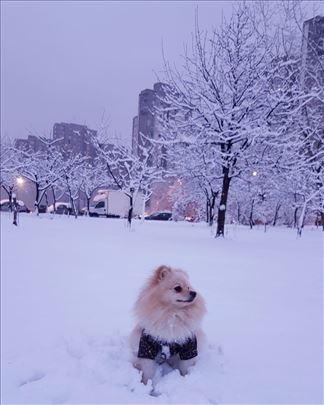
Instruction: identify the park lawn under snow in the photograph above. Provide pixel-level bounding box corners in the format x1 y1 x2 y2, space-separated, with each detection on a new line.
1 213 323 404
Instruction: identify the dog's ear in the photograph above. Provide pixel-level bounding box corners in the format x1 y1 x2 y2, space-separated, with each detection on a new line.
155 265 171 281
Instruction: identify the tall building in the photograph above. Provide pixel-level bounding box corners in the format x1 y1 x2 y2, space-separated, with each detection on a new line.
53 122 97 160
132 82 167 168
15 135 47 153
15 122 98 160
301 15 324 87
131 83 175 213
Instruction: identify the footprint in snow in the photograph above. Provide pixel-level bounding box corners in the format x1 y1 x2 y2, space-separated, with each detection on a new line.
18 370 46 387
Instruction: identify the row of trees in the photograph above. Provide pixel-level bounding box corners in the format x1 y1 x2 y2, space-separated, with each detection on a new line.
1 136 99 217
2 120 321 233
0 134 164 225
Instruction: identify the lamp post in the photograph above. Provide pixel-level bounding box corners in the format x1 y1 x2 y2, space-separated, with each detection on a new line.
13 176 24 226
15 176 24 201
16 176 25 202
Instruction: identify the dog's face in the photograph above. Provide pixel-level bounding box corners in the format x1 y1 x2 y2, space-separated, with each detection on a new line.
151 266 198 308
134 265 206 342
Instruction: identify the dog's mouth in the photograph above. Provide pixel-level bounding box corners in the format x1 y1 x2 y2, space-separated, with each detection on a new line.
176 291 197 303
176 297 195 303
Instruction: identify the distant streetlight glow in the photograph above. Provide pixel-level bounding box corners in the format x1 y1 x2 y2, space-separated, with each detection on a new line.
16 176 24 186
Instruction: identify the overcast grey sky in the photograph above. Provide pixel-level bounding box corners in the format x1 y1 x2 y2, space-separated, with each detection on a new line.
1 1 322 144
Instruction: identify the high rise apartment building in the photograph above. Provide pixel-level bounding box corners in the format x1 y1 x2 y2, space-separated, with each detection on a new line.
15 122 97 160
52 122 97 159
132 82 167 168
15 135 47 153
131 83 173 212
301 15 324 87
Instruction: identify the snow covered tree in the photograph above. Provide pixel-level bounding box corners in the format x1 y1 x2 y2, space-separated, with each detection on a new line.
93 135 164 226
164 138 221 225
79 157 106 214
13 136 64 214
0 137 23 210
60 153 88 219
159 5 287 237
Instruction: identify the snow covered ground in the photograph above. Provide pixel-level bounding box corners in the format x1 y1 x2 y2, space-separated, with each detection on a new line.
1 213 323 404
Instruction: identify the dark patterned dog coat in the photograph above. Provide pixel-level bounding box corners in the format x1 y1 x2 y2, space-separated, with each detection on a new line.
137 329 198 364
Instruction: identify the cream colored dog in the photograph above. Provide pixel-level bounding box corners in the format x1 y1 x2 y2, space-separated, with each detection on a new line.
130 265 206 385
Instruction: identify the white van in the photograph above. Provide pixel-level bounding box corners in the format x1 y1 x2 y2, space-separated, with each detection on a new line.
89 189 144 218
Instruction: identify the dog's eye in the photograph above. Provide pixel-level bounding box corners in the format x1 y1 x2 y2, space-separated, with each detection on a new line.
174 286 182 293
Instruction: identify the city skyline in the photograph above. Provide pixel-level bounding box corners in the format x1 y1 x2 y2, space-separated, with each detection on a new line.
2 1 322 144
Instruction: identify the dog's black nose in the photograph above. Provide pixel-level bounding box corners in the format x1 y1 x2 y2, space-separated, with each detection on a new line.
190 291 197 299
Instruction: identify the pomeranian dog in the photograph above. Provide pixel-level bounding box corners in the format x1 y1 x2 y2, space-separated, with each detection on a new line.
130 265 206 385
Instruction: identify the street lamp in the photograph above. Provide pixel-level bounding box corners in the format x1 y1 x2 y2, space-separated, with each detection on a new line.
16 176 24 186
15 176 24 200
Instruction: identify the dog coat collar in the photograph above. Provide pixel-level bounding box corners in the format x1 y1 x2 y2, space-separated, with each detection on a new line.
137 329 198 364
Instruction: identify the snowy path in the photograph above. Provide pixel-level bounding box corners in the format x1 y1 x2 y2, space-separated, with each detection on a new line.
1 214 322 404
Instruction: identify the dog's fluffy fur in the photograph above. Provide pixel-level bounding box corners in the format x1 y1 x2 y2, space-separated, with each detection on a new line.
130 265 206 384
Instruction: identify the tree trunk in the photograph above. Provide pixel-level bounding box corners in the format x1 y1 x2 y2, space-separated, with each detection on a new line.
206 200 210 224
236 200 241 224
65 177 77 219
297 201 307 237
9 186 13 212
249 199 255 229
45 192 49 211
293 192 298 228
86 196 91 216
209 192 217 227
293 207 299 228
76 190 81 216
35 182 40 215
12 194 18 226
127 195 133 226
215 168 231 237
51 186 57 214
272 203 281 226
69 194 78 219
141 196 146 222
71 199 78 219
209 204 214 227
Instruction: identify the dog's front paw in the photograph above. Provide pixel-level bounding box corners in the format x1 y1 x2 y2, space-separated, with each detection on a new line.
150 388 161 397
137 358 158 385
178 358 196 376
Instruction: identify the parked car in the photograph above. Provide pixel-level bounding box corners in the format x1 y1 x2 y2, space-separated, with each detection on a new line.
79 207 88 216
145 211 172 221
38 204 47 214
0 199 30 213
185 216 194 222
47 202 73 215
